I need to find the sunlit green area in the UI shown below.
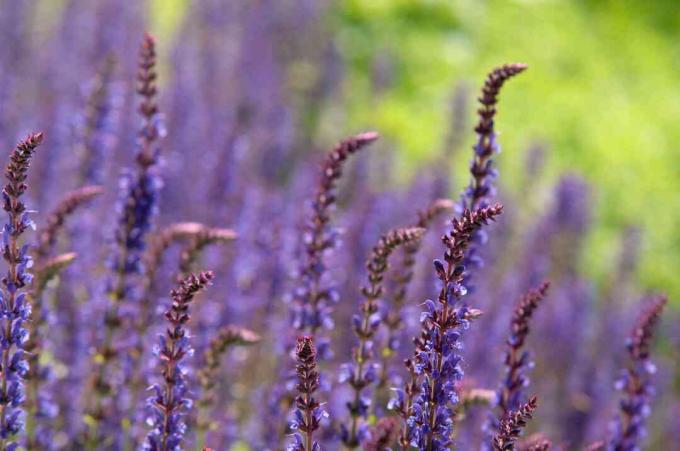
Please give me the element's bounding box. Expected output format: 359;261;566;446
151;0;679;300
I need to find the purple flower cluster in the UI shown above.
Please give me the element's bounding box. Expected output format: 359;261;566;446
0;4;672;449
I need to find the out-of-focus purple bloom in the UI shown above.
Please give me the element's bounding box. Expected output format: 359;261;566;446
85;33;164;442
341;227;424;448
145;271;214;451
487;282;550;441
289;132;378;345
608;295;667;451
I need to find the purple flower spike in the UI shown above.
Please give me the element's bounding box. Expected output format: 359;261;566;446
144;271;214;451
608;295;667;451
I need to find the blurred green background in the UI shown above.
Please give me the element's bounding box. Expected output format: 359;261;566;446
151;0;679;301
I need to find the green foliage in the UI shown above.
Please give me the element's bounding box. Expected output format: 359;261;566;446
332;0;680;302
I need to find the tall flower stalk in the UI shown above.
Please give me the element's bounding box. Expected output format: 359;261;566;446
274;133;378;444
608;294;667;451
145;271;214;451
341;227;425;448
290;132;378;347
490;282;550;436
461;63;527;211
126;223;223;448
393;204;503;449
289;336;325;451
77;55;120;186
458;64;527;294
85;33;163;444
0;132;43;449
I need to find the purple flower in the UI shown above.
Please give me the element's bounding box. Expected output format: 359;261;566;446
0;133;43;447
396;205;502;449
608;295;667;451
145;271;214;450
488;282;550;441
288;336;326;451
458;64;527;296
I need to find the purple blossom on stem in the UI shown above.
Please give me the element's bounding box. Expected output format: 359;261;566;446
340;227;425;448
608;295;667;451
0;132;43;449
85;33;164;443
273;133;378;446
489;282;550;438
458;64;527;295
77;55;121;186
126;222;219;446
288;336;325;451
393;204;503;450
145;271;214;451
289;132;378;350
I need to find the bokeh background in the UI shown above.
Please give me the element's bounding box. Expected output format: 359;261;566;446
1;1;677;449
140;0;679;302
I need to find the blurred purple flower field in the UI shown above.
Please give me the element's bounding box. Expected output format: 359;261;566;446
0;1;676;450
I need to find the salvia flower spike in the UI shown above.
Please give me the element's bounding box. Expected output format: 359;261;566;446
86;33;163;441
608;294;667;451
290;132;378;346
393;204;503;449
340;226;425;448
0;132;43;449
458;63;527;295
125;222;223;446
144;271;214;451
288;336;325;451
489;282;550;437
464;63;527;211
